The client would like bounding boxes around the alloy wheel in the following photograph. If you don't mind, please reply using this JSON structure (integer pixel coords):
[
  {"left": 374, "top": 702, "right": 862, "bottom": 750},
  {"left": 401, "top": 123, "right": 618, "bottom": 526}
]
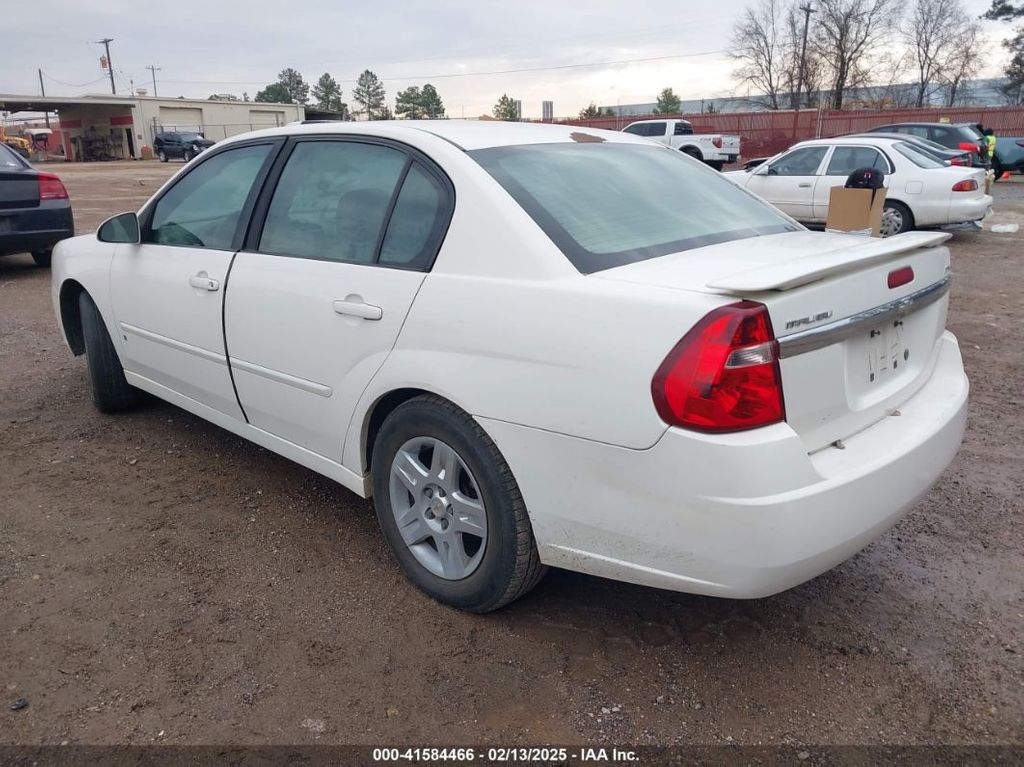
[
  {"left": 388, "top": 437, "right": 487, "bottom": 580},
  {"left": 880, "top": 206, "right": 903, "bottom": 237}
]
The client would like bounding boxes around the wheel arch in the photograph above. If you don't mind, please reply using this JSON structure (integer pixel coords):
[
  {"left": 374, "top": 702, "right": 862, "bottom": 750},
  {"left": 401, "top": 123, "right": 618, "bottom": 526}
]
[
  {"left": 59, "top": 279, "right": 88, "bottom": 355},
  {"left": 680, "top": 144, "right": 703, "bottom": 160}
]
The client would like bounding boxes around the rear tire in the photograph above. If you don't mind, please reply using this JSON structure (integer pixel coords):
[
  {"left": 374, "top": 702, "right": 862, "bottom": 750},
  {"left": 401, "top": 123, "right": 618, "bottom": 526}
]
[
  {"left": 371, "top": 395, "right": 546, "bottom": 612},
  {"left": 158, "top": 150, "right": 168, "bottom": 162},
  {"left": 681, "top": 147, "right": 702, "bottom": 162},
  {"left": 31, "top": 250, "right": 52, "bottom": 268},
  {"left": 880, "top": 200, "right": 914, "bottom": 237},
  {"left": 183, "top": 149, "right": 194, "bottom": 163},
  {"left": 707, "top": 160, "right": 724, "bottom": 171},
  {"left": 79, "top": 293, "right": 140, "bottom": 413}
]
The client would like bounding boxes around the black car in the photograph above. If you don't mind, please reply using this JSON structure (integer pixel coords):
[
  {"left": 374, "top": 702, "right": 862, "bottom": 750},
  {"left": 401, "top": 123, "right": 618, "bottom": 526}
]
[
  {"left": 0, "top": 144, "right": 74, "bottom": 267},
  {"left": 152, "top": 131, "right": 215, "bottom": 163},
  {"left": 865, "top": 122, "right": 987, "bottom": 166}
]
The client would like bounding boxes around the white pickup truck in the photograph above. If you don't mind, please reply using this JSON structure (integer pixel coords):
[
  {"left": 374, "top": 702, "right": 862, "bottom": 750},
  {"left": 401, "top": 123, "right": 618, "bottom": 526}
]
[{"left": 623, "top": 119, "right": 742, "bottom": 170}]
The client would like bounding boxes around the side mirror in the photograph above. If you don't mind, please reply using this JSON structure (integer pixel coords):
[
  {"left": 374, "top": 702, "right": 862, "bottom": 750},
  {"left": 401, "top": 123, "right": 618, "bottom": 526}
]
[{"left": 97, "top": 212, "right": 140, "bottom": 244}]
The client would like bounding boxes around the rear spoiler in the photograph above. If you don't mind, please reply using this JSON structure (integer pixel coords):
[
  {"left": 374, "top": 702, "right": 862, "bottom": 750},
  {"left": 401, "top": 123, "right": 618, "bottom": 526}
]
[{"left": 706, "top": 231, "right": 951, "bottom": 292}]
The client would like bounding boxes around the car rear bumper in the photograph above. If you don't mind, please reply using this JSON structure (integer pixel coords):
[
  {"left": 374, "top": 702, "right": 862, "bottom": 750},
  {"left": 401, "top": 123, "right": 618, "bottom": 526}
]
[
  {"left": 947, "top": 194, "right": 992, "bottom": 224},
  {"left": 0, "top": 203, "right": 74, "bottom": 256},
  {"left": 480, "top": 331, "right": 968, "bottom": 598}
]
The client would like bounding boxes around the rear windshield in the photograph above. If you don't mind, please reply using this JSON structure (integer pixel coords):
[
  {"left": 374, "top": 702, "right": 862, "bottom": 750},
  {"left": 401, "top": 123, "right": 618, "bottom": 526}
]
[
  {"left": 0, "top": 144, "right": 25, "bottom": 169},
  {"left": 894, "top": 142, "right": 946, "bottom": 169},
  {"left": 471, "top": 143, "right": 798, "bottom": 273}
]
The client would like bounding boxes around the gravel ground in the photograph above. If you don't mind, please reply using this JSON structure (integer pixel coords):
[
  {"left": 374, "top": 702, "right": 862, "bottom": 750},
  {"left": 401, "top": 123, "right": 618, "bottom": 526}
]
[{"left": 1, "top": 161, "right": 1022, "bottom": 747}]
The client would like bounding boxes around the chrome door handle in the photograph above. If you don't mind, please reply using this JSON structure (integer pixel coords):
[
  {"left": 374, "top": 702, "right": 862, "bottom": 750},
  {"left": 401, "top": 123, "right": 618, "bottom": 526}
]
[
  {"left": 189, "top": 274, "right": 220, "bottom": 291},
  {"left": 333, "top": 299, "right": 383, "bottom": 321},
  {"left": 798, "top": 182, "right": 812, "bottom": 188}
]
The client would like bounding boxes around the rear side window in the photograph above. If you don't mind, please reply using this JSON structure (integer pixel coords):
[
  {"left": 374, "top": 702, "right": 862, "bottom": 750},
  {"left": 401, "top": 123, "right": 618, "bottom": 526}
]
[
  {"left": 826, "top": 146, "right": 889, "bottom": 175},
  {"left": 147, "top": 143, "right": 272, "bottom": 249},
  {"left": 673, "top": 122, "right": 694, "bottom": 136},
  {"left": 379, "top": 163, "right": 450, "bottom": 269},
  {"left": 472, "top": 143, "right": 797, "bottom": 273},
  {"left": 258, "top": 141, "right": 407, "bottom": 263},
  {"left": 624, "top": 122, "right": 666, "bottom": 138}
]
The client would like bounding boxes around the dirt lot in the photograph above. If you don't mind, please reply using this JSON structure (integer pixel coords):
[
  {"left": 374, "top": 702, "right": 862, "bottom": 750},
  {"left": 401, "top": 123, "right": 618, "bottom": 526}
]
[{"left": 2, "top": 161, "right": 1022, "bottom": 747}]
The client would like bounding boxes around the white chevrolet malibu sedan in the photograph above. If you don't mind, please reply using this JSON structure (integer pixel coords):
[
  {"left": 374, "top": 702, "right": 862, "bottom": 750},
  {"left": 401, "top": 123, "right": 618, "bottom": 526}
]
[{"left": 52, "top": 121, "right": 969, "bottom": 612}]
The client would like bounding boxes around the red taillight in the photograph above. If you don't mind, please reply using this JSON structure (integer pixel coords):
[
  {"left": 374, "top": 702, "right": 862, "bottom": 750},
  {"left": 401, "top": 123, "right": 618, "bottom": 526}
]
[
  {"left": 958, "top": 141, "right": 981, "bottom": 155},
  {"left": 888, "top": 266, "right": 914, "bottom": 289},
  {"left": 37, "top": 173, "right": 68, "bottom": 200},
  {"left": 652, "top": 301, "right": 785, "bottom": 433},
  {"left": 950, "top": 157, "right": 968, "bottom": 166},
  {"left": 951, "top": 179, "right": 978, "bottom": 192},
  {"left": 712, "top": 136, "right": 723, "bottom": 148}
]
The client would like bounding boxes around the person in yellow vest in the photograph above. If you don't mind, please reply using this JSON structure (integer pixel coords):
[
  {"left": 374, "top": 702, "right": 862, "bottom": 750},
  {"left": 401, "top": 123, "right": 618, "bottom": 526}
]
[{"left": 983, "top": 128, "right": 997, "bottom": 165}]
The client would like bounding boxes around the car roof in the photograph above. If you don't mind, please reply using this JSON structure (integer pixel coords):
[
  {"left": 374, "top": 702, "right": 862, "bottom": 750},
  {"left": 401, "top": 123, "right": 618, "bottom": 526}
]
[
  {"left": 873, "top": 122, "right": 975, "bottom": 129},
  {"left": 794, "top": 136, "right": 906, "bottom": 148},
  {"left": 230, "top": 119, "right": 652, "bottom": 151}
]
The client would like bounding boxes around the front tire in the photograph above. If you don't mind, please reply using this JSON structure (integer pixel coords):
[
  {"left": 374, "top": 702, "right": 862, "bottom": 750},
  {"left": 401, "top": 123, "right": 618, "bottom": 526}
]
[
  {"left": 79, "top": 293, "right": 140, "bottom": 413},
  {"left": 371, "top": 395, "right": 545, "bottom": 612},
  {"left": 880, "top": 200, "right": 914, "bottom": 237},
  {"left": 31, "top": 250, "right": 52, "bottom": 268},
  {"left": 158, "top": 150, "right": 168, "bottom": 162},
  {"left": 183, "top": 149, "right": 194, "bottom": 163}
]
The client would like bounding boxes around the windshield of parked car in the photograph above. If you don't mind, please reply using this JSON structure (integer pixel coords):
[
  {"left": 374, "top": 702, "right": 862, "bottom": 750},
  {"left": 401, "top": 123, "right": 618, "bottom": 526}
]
[
  {"left": 893, "top": 142, "right": 946, "bottom": 169},
  {"left": 471, "top": 143, "right": 799, "bottom": 273}
]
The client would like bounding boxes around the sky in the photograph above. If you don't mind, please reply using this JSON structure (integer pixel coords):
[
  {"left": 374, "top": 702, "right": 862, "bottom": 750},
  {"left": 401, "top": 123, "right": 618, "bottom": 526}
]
[{"left": 0, "top": 0, "right": 1016, "bottom": 119}]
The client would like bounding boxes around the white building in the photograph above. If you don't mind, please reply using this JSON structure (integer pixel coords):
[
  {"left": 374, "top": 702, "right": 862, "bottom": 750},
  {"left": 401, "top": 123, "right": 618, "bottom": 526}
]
[{"left": 0, "top": 93, "right": 305, "bottom": 161}]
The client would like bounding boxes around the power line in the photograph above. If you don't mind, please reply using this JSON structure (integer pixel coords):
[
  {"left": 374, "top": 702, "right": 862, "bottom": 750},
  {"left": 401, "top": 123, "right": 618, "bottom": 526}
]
[{"left": 40, "top": 71, "right": 109, "bottom": 88}]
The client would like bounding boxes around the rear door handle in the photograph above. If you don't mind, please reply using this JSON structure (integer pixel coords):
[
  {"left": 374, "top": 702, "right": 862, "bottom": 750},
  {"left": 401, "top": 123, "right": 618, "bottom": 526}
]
[
  {"left": 798, "top": 182, "right": 812, "bottom": 188},
  {"left": 189, "top": 273, "right": 220, "bottom": 291},
  {"left": 333, "top": 299, "right": 383, "bottom": 321}
]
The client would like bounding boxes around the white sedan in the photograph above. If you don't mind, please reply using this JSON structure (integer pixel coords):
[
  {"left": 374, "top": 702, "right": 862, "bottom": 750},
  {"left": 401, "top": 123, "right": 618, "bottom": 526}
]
[
  {"left": 725, "top": 136, "right": 993, "bottom": 236},
  {"left": 51, "top": 121, "right": 969, "bottom": 611}
]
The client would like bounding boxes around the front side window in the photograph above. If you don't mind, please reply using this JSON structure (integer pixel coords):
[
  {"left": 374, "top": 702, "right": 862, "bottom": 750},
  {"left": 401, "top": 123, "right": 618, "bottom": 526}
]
[
  {"left": 624, "top": 122, "right": 665, "bottom": 138},
  {"left": 472, "top": 142, "right": 798, "bottom": 273},
  {"left": 768, "top": 146, "right": 828, "bottom": 176},
  {"left": 147, "top": 143, "right": 272, "bottom": 249},
  {"left": 258, "top": 140, "right": 407, "bottom": 263},
  {"left": 826, "top": 146, "right": 889, "bottom": 176}
]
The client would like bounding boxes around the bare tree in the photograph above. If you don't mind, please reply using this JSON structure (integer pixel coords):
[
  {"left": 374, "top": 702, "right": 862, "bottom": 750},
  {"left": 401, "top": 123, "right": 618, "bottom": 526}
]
[
  {"left": 812, "top": 0, "right": 901, "bottom": 109},
  {"left": 941, "top": 20, "right": 984, "bottom": 106},
  {"left": 903, "top": 0, "right": 973, "bottom": 107},
  {"left": 729, "top": 0, "right": 790, "bottom": 109}
]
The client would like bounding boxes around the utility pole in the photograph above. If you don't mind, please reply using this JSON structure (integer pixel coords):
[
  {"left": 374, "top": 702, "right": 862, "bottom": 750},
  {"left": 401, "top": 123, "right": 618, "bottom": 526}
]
[
  {"left": 38, "top": 68, "right": 50, "bottom": 128},
  {"left": 793, "top": 3, "right": 814, "bottom": 139},
  {"left": 146, "top": 65, "right": 161, "bottom": 97},
  {"left": 95, "top": 38, "right": 116, "bottom": 95}
]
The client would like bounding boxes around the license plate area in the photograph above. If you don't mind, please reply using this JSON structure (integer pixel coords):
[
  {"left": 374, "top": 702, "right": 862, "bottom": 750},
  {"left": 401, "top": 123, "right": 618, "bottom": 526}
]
[{"left": 867, "top": 319, "right": 908, "bottom": 384}]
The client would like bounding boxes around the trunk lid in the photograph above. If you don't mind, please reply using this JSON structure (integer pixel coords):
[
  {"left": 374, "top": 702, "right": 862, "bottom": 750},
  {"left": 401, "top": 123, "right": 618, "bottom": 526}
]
[
  {"left": 0, "top": 170, "right": 41, "bottom": 210},
  {"left": 596, "top": 230, "right": 953, "bottom": 451}
]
